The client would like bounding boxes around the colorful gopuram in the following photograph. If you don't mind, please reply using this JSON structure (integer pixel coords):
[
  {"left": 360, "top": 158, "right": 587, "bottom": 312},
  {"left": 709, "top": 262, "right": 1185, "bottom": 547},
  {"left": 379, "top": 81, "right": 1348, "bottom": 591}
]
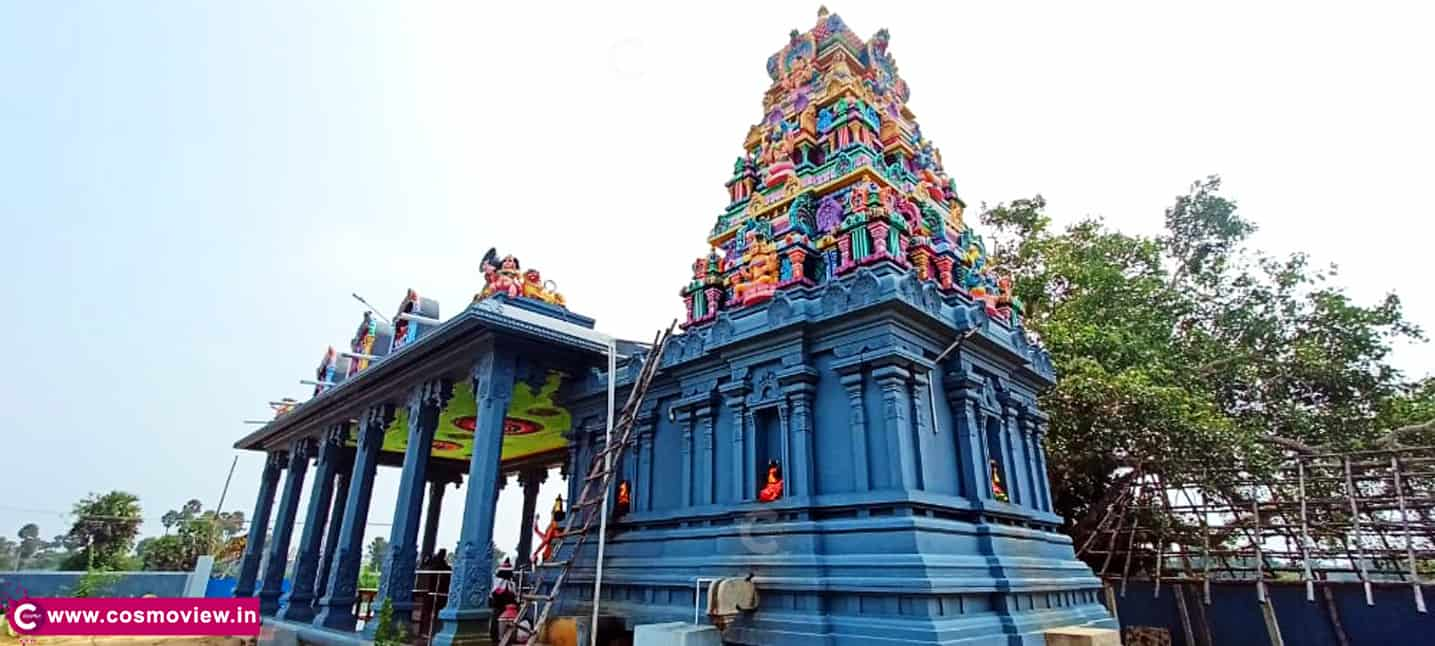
[
  {"left": 232, "top": 8, "right": 1111, "bottom": 646},
  {"left": 546, "top": 9, "right": 1111, "bottom": 643}
]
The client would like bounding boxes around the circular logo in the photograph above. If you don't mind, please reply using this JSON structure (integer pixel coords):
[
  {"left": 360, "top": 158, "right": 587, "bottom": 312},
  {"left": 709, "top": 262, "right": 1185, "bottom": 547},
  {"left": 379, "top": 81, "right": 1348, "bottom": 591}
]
[{"left": 10, "top": 601, "right": 39, "bottom": 632}]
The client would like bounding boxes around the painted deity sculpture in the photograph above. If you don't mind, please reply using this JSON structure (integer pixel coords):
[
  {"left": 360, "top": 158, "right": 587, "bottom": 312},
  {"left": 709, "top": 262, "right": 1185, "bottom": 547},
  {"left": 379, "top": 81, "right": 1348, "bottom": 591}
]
[
  {"left": 758, "top": 461, "right": 784, "bottom": 503},
  {"left": 475, "top": 247, "right": 567, "bottom": 307},
  {"left": 731, "top": 230, "right": 779, "bottom": 305},
  {"left": 477, "top": 248, "right": 523, "bottom": 301},
  {"left": 521, "top": 269, "right": 566, "bottom": 307}
]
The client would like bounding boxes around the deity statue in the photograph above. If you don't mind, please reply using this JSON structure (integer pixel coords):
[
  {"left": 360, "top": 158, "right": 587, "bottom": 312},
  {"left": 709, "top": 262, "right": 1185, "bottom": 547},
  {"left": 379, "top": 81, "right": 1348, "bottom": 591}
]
[
  {"left": 761, "top": 129, "right": 798, "bottom": 190},
  {"left": 731, "top": 230, "right": 779, "bottom": 305},
  {"left": 615, "top": 480, "right": 631, "bottom": 516},
  {"left": 531, "top": 495, "right": 566, "bottom": 565},
  {"left": 990, "top": 460, "right": 1008, "bottom": 502},
  {"left": 521, "top": 268, "right": 567, "bottom": 307},
  {"left": 758, "top": 460, "right": 784, "bottom": 502},
  {"left": 476, "top": 248, "right": 523, "bottom": 301}
]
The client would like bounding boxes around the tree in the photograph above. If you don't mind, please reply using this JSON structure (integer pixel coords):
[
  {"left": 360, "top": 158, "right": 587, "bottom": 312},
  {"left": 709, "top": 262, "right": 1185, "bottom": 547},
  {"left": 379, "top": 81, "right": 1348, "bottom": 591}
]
[
  {"left": 980, "top": 177, "right": 1428, "bottom": 551},
  {"left": 16, "top": 524, "right": 44, "bottom": 568},
  {"left": 367, "top": 537, "right": 390, "bottom": 572},
  {"left": 60, "top": 491, "right": 143, "bottom": 571},
  {"left": 138, "top": 535, "right": 190, "bottom": 571},
  {"left": 0, "top": 537, "right": 17, "bottom": 570}
]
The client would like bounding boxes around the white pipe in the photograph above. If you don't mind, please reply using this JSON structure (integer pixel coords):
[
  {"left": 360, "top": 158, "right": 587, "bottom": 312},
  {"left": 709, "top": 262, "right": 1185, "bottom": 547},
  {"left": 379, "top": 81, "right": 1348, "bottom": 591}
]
[
  {"left": 300, "top": 379, "right": 335, "bottom": 387},
  {"left": 339, "top": 351, "right": 383, "bottom": 361},
  {"left": 591, "top": 338, "right": 617, "bottom": 646},
  {"left": 693, "top": 577, "right": 722, "bottom": 624}
]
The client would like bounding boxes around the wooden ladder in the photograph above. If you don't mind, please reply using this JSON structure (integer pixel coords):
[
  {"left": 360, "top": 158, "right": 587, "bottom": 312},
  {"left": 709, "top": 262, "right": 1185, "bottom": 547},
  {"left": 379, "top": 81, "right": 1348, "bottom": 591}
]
[{"left": 500, "top": 323, "right": 674, "bottom": 646}]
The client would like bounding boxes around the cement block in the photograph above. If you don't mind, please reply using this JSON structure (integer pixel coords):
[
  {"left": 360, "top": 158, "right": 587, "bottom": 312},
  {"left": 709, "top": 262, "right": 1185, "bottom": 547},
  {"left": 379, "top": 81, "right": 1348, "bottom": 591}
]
[
  {"left": 1044, "top": 626, "right": 1120, "bottom": 646},
  {"left": 633, "top": 622, "right": 721, "bottom": 646}
]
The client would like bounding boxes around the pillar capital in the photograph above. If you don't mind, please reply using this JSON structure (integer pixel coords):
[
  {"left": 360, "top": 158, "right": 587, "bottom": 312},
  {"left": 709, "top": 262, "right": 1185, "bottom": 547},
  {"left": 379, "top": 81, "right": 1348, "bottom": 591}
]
[
  {"left": 518, "top": 467, "right": 549, "bottom": 490},
  {"left": 414, "top": 377, "right": 455, "bottom": 410}
]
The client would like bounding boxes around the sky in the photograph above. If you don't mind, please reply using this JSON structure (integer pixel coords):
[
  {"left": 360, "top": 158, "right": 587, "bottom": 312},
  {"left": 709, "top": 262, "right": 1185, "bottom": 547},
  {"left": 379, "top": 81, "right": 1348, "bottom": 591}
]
[{"left": 2, "top": 1, "right": 1432, "bottom": 565}]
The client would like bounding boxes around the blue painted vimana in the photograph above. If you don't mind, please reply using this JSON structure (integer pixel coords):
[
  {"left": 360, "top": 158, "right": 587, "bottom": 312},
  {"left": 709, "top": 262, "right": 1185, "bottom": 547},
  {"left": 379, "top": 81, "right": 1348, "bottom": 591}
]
[
  {"left": 549, "top": 9, "right": 1114, "bottom": 645},
  {"left": 232, "top": 8, "right": 1113, "bottom": 646}
]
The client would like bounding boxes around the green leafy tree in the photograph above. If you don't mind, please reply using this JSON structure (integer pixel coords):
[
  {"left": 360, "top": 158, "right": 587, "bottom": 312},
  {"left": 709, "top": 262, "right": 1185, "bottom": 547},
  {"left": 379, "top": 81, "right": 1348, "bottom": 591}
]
[
  {"left": 16, "top": 524, "right": 44, "bottom": 569},
  {"left": 60, "top": 491, "right": 143, "bottom": 571},
  {"left": 367, "top": 537, "right": 390, "bottom": 571},
  {"left": 371, "top": 598, "right": 404, "bottom": 645},
  {"left": 0, "top": 537, "right": 17, "bottom": 570},
  {"left": 980, "top": 177, "right": 1428, "bottom": 549}
]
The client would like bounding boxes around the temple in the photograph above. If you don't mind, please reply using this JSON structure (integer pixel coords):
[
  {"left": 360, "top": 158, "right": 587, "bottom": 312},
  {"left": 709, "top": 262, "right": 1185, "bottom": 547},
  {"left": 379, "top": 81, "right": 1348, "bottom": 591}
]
[{"left": 233, "top": 9, "right": 1113, "bottom": 645}]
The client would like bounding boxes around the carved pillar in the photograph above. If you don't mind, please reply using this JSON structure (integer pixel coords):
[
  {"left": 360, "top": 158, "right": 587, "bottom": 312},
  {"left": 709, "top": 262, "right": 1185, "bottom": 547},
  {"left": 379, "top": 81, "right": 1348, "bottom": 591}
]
[
  {"left": 780, "top": 368, "right": 818, "bottom": 498},
  {"left": 433, "top": 350, "right": 517, "bottom": 646},
  {"left": 677, "top": 409, "right": 694, "bottom": 508},
  {"left": 944, "top": 372, "right": 991, "bottom": 501},
  {"left": 278, "top": 425, "right": 348, "bottom": 622},
  {"left": 720, "top": 382, "right": 748, "bottom": 502},
  {"left": 259, "top": 440, "right": 312, "bottom": 615},
  {"left": 420, "top": 479, "right": 449, "bottom": 564},
  {"left": 366, "top": 380, "right": 452, "bottom": 637},
  {"left": 515, "top": 468, "right": 547, "bottom": 570},
  {"left": 698, "top": 404, "right": 716, "bottom": 505},
  {"left": 911, "top": 370, "right": 934, "bottom": 491},
  {"left": 839, "top": 369, "right": 870, "bottom": 491},
  {"left": 1029, "top": 415, "right": 1054, "bottom": 512},
  {"left": 234, "top": 451, "right": 285, "bottom": 598},
  {"left": 1001, "top": 400, "right": 1030, "bottom": 508},
  {"left": 874, "top": 364, "right": 919, "bottom": 491},
  {"left": 314, "top": 403, "right": 396, "bottom": 631},
  {"left": 313, "top": 466, "right": 350, "bottom": 606},
  {"left": 636, "top": 410, "right": 656, "bottom": 512}
]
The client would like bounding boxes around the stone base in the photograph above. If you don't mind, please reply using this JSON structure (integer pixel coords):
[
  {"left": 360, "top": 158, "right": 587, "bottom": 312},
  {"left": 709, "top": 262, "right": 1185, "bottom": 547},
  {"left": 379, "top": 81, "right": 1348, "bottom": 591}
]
[
  {"left": 633, "top": 622, "right": 722, "bottom": 646},
  {"left": 1044, "top": 626, "right": 1120, "bottom": 646}
]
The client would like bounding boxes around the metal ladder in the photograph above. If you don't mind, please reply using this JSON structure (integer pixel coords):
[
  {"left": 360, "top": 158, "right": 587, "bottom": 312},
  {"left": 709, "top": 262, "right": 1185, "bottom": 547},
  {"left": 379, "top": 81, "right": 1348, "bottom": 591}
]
[{"left": 501, "top": 324, "right": 674, "bottom": 646}]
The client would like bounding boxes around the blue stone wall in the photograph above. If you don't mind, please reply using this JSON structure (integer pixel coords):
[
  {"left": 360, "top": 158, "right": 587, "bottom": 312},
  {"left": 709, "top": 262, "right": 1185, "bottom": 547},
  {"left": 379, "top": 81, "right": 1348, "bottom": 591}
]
[
  {"left": 0, "top": 571, "right": 191, "bottom": 598},
  {"left": 1113, "top": 580, "right": 1435, "bottom": 646},
  {"left": 548, "top": 263, "right": 1113, "bottom": 645}
]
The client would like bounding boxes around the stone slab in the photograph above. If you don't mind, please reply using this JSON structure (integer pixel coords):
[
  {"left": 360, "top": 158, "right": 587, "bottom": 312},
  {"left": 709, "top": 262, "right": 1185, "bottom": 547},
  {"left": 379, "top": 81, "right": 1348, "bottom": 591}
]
[
  {"left": 633, "top": 623, "right": 720, "bottom": 646},
  {"left": 1044, "top": 626, "right": 1120, "bottom": 646}
]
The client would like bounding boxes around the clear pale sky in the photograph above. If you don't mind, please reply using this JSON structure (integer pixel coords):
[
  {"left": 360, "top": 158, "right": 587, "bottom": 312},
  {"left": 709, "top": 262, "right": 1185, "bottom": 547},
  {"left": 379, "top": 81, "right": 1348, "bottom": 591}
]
[{"left": 2, "top": 2, "right": 1431, "bottom": 563}]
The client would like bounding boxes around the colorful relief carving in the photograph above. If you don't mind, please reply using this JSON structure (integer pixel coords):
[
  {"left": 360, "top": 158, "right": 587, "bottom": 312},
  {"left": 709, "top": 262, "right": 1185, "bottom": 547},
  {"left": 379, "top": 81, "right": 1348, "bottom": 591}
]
[
  {"left": 681, "top": 8, "right": 1022, "bottom": 328},
  {"left": 758, "top": 460, "right": 784, "bottom": 503}
]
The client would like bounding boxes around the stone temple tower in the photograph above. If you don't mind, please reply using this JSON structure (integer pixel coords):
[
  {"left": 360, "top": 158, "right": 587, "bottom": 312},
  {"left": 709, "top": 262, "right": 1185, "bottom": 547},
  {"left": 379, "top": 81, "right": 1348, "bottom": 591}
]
[{"left": 551, "top": 9, "right": 1116, "bottom": 644}]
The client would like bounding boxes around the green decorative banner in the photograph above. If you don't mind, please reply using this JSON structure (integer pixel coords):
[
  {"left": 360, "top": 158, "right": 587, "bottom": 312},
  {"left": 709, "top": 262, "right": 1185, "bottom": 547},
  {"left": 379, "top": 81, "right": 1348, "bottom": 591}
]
[{"left": 351, "top": 370, "right": 571, "bottom": 464}]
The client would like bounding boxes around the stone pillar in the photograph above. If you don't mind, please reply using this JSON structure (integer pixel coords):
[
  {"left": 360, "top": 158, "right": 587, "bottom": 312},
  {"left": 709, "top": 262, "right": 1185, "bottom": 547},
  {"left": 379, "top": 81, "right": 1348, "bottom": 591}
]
[
  {"left": 433, "top": 349, "right": 517, "bottom": 646},
  {"left": 314, "top": 403, "right": 396, "bottom": 631},
  {"left": 780, "top": 368, "right": 818, "bottom": 498},
  {"left": 678, "top": 409, "right": 694, "bottom": 508},
  {"left": 839, "top": 369, "right": 870, "bottom": 491},
  {"left": 278, "top": 425, "right": 348, "bottom": 622},
  {"left": 366, "top": 379, "right": 452, "bottom": 637},
  {"left": 234, "top": 450, "right": 285, "bottom": 598},
  {"left": 875, "top": 364, "right": 919, "bottom": 490},
  {"left": 945, "top": 371, "right": 992, "bottom": 501},
  {"left": 515, "top": 468, "right": 546, "bottom": 570},
  {"left": 420, "top": 479, "right": 448, "bottom": 564},
  {"left": 912, "top": 370, "right": 935, "bottom": 491},
  {"left": 636, "top": 410, "right": 656, "bottom": 512},
  {"left": 313, "top": 466, "right": 350, "bottom": 606},
  {"left": 698, "top": 404, "right": 716, "bottom": 505},
  {"left": 720, "top": 382, "right": 748, "bottom": 502},
  {"left": 1030, "top": 414, "right": 1055, "bottom": 513},
  {"left": 1002, "top": 401, "right": 1031, "bottom": 508},
  {"left": 259, "top": 440, "right": 312, "bottom": 615}
]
